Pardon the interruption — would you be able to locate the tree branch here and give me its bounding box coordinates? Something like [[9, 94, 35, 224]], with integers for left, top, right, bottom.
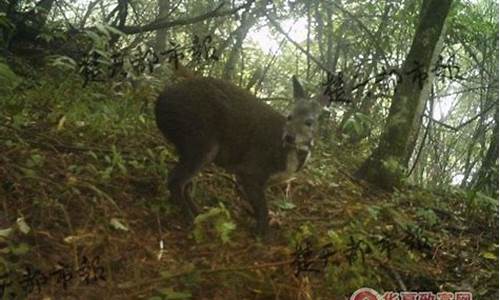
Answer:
[[408, 88, 435, 177], [423, 101, 497, 131], [330, 1, 390, 68], [118, 0, 255, 34], [265, 12, 333, 74], [80, 0, 103, 29], [434, 85, 496, 98]]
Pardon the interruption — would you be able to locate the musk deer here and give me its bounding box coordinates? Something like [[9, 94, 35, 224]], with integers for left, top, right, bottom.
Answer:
[[155, 66, 327, 236]]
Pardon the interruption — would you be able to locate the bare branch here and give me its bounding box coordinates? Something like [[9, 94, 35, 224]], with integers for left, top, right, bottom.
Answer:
[[330, 1, 390, 68], [265, 12, 332, 74], [118, 0, 255, 34], [424, 101, 497, 131], [80, 0, 102, 29]]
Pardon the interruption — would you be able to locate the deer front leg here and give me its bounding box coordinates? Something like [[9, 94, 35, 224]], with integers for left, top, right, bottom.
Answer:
[[237, 175, 269, 237]]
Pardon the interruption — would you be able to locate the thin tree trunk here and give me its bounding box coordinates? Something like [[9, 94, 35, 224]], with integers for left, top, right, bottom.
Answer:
[[356, 0, 453, 189], [460, 122, 485, 187], [306, 0, 311, 80], [408, 85, 435, 178], [473, 106, 499, 196], [314, 1, 324, 64], [155, 0, 170, 52], [222, 10, 257, 80], [325, 2, 335, 70], [339, 1, 391, 141]]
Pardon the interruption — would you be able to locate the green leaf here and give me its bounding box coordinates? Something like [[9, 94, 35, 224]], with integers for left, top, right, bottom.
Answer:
[[0, 13, 15, 29], [0, 62, 20, 90], [216, 221, 236, 244], [193, 203, 235, 244], [0, 228, 13, 238], [11, 243, 30, 255], [160, 271, 173, 278], [16, 217, 31, 234], [110, 218, 129, 231], [481, 252, 498, 260], [277, 200, 296, 210], [104, 24, 126, 37], [343, 117, 362, 135], [95, 23, 111, 39], [51, 55, 77, 70]]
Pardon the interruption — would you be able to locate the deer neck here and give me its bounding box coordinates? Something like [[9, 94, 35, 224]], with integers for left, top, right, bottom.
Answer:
[[269, 141, 311, 183]]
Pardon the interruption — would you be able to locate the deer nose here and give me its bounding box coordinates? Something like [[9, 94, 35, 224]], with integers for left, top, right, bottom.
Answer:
[[284, 134, 296, 145]]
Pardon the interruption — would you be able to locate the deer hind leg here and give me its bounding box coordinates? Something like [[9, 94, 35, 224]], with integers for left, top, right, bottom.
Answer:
[[168, 142, 219, 223]]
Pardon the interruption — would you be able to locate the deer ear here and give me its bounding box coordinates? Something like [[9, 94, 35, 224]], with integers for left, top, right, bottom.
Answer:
[[292, 75, 307, 101]]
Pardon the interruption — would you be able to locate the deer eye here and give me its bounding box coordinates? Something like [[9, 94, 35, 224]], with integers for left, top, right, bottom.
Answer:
[[287, 115, 292, 121], [305, 119, 314, 127]]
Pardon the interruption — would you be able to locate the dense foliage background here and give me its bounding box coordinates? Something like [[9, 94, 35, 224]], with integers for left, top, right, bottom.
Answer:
[[0, 0, 498, 299]]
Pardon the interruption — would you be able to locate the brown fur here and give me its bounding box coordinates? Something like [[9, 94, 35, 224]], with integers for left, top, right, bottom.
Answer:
[[155, 72, 323, 236]]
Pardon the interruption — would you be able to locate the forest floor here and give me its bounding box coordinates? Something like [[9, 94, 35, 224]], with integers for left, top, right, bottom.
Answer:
[[0, 72, 498, 299]]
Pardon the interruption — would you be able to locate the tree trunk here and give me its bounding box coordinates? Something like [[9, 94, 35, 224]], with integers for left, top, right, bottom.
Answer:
[[6, 0, 56, 48], [473, 107, 499, 196], [314, 1, 324, 64], [408, 86, 435, 180], [222, 11, 257, 80], [460, 122, 485, 188], [356, 0, 453, 190], [155, 0, 170, 52], [325, 2, 335, 71], [306, 0, 311, 80]]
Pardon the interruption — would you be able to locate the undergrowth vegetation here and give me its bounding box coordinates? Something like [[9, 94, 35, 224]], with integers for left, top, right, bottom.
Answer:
[[1, 66, 498, 299]]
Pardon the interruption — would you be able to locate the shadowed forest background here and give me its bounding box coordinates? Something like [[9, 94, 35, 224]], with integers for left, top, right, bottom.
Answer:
[[0, 0, 498, 299]]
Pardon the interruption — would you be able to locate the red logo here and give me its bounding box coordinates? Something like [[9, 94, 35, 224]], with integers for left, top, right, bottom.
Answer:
[[351, 288, 381, 300], [351, 289, 473, 300]]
